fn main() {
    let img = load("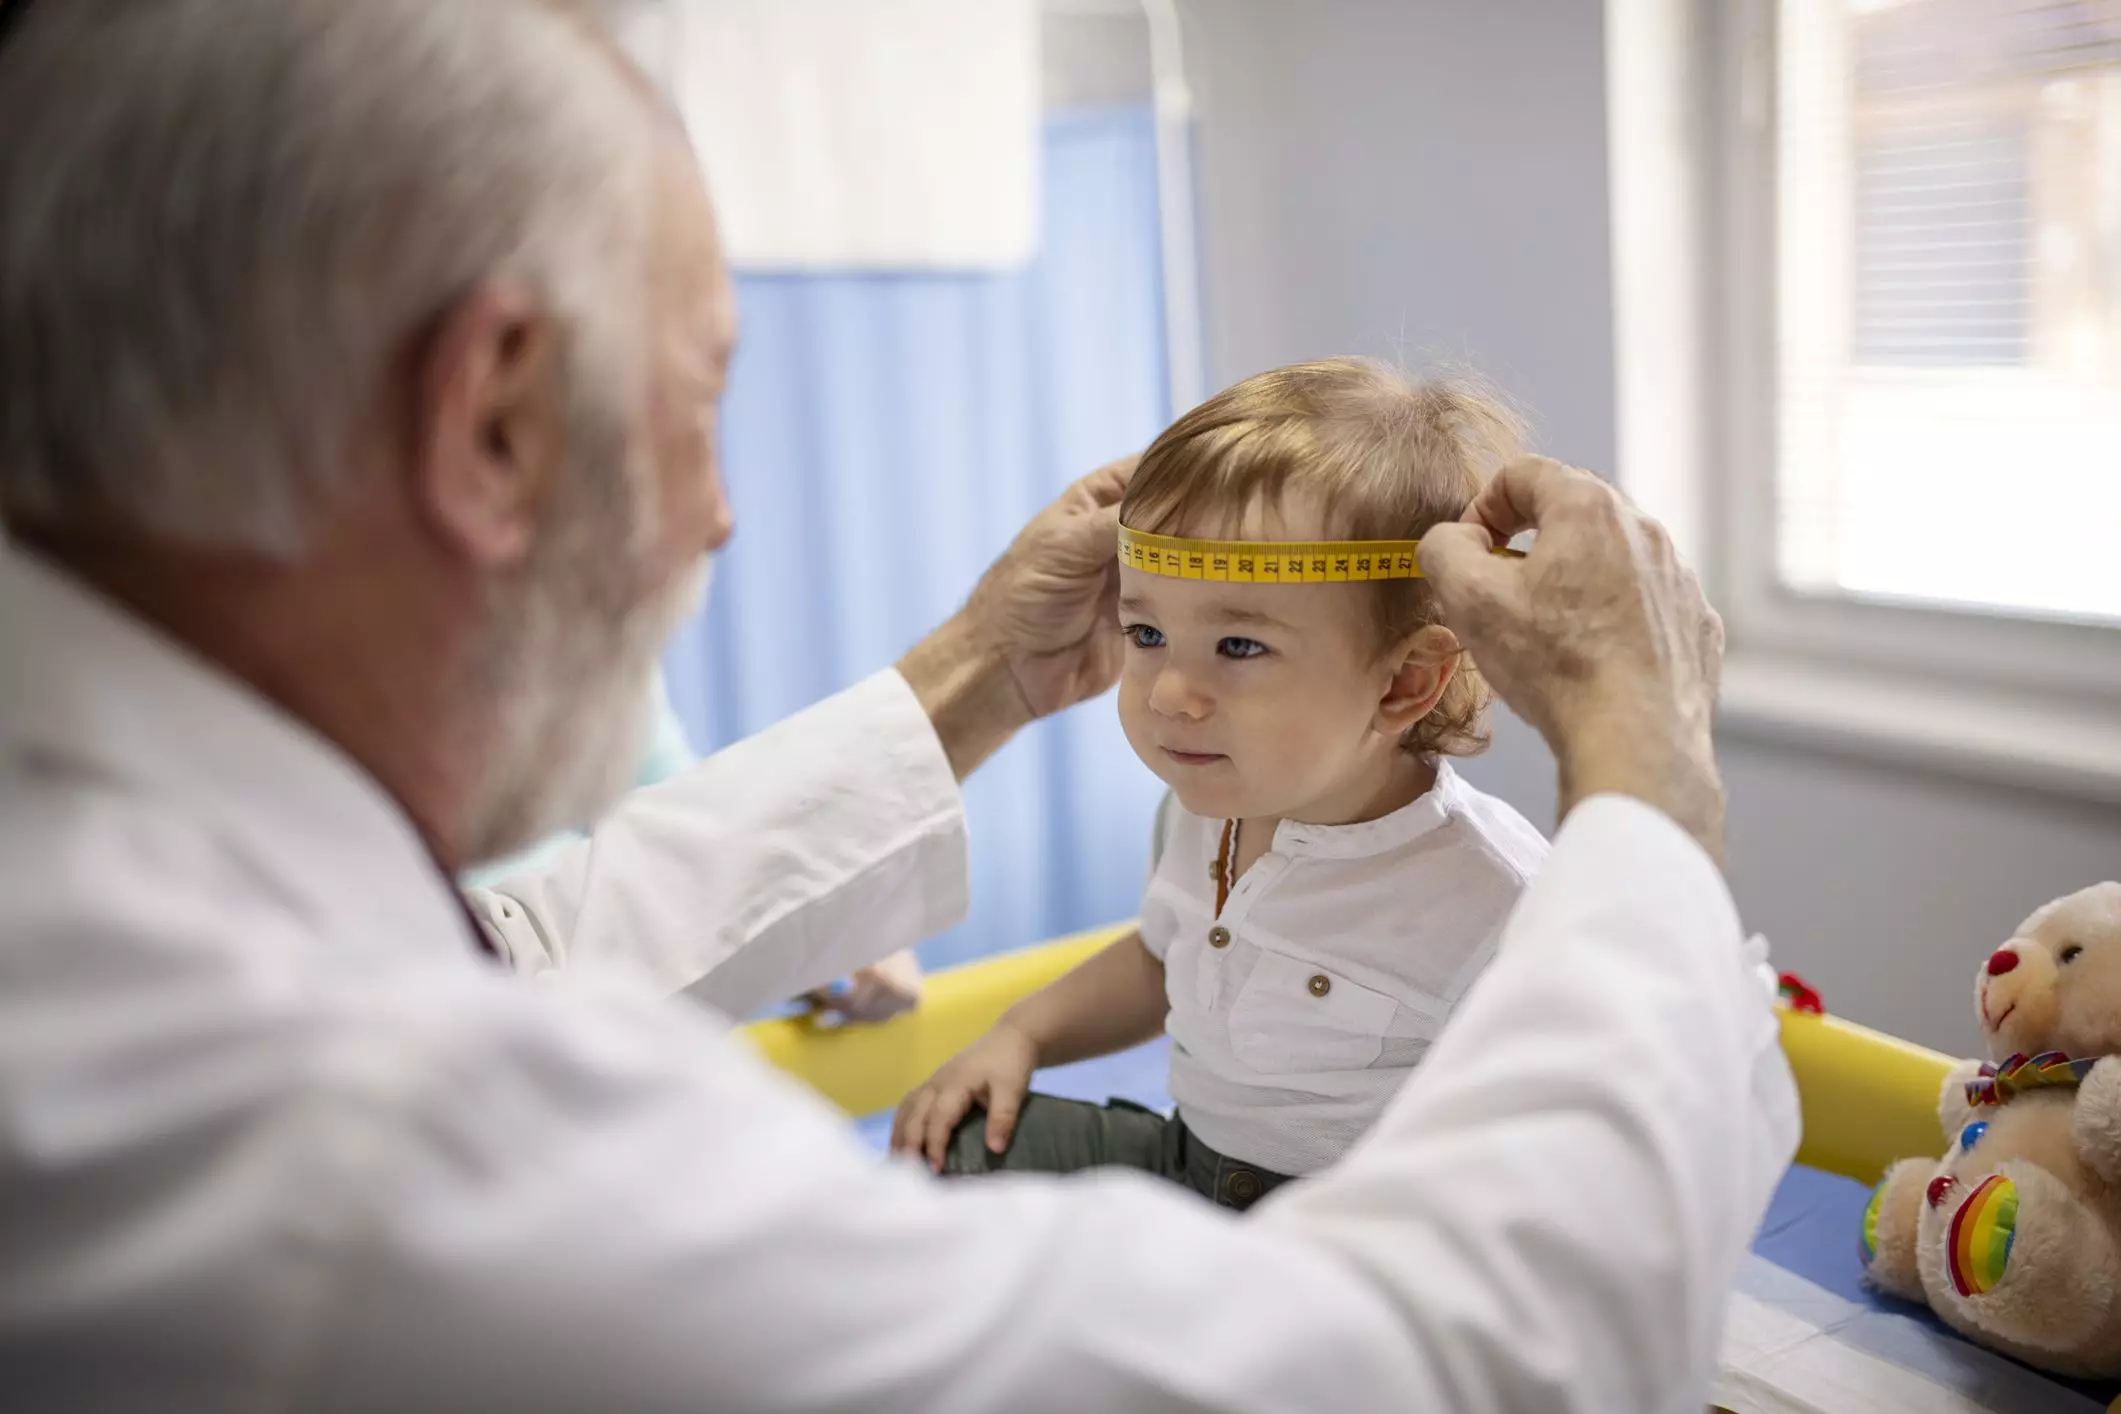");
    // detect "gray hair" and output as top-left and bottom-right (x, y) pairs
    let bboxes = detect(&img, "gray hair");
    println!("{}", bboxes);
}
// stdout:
(0, 0), (664, 556)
